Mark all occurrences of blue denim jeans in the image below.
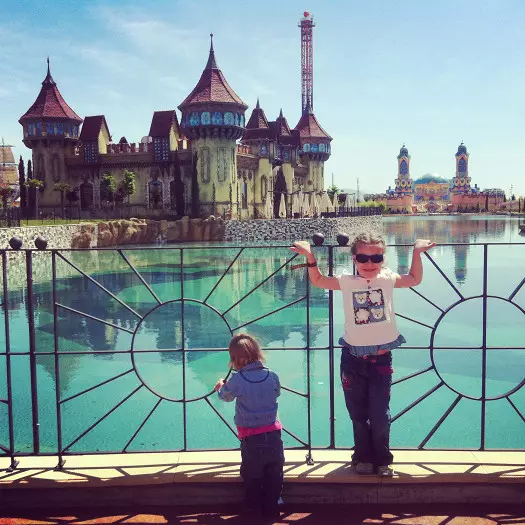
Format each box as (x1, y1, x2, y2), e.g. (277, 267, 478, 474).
(240, 430, 284, 518)
(340, 349, 394, 466)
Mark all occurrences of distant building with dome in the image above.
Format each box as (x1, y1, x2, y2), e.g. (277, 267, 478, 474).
(18, 12, 332, 220)
(368, 143, 505, 213)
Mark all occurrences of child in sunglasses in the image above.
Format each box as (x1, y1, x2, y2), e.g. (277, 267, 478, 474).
(291, 233, 435, 477)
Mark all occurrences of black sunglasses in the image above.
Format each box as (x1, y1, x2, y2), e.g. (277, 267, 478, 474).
(355, 253, 384, 264)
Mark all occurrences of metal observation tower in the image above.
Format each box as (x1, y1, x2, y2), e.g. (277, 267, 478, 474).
(299, 11, 315, 115)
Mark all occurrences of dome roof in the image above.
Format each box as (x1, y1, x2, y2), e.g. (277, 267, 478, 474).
(398, 145, 409, 158)
(414, 173, 450, 185)
(456, 141, 468, 155)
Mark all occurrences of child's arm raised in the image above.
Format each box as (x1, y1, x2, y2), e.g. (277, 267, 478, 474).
(290, 240, 341, 291)
(395, 239, 436, 288)
(215, 374, 239, 402)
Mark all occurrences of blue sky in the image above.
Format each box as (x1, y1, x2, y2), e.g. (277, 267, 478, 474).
(1, 0, 524, 196)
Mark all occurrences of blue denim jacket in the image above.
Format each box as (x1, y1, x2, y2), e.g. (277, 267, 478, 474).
(218, 361, 281, 428)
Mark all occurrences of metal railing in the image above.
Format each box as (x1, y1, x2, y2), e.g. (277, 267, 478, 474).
(0, 242, 523, 471)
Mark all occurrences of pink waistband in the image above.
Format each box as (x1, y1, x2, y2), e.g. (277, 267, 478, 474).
(237, 421, 282, 439)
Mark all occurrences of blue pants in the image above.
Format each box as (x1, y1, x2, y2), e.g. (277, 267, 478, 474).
(340, 349, 394, 466)
(240, 430, 284, 518)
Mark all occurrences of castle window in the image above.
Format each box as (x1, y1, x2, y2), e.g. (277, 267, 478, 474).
(224, 112, 234, 125)
(400, 159, 408, 175)
(235, 113, 240, 126)
(28, 123, 36, 136)
(153, 137, 169, 162)
(458, 158, 467, 173)
(261, 175, 268, 201)
(189, 112, 200, 126)
(242, 180, 248, 209)
(260, 142, 268, 155)
(319, 143, 326, 152)
(46, 122, 54, 135)
(217, 147, 228, 182)
(303, 143, 310, 153)
(83, 142, 98, 164)
(212, 112, 223, 125)
(311, 144, 319, 153)
(201, 112, 211, 125)
(200, 147, 211, 183)
(36, 122, 42, 136)
(240, 114, 245, 127)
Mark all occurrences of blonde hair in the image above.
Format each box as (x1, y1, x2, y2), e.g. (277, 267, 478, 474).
(229, 333, 265, 370)
(350, 232, 386, 254)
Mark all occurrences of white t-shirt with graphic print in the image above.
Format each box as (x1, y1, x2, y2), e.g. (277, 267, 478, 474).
(337, 267, 400, 347)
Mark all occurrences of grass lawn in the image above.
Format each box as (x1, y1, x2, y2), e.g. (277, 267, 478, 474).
(20, 219, 102, 227)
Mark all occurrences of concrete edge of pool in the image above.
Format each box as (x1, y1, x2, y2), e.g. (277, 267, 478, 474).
(0, 450, 523, 507)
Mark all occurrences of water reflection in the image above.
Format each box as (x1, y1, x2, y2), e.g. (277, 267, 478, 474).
(2, 216, 523, 452)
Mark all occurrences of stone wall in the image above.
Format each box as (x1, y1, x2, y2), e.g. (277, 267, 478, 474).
(224, 216, 383, 242)
(0, 224, 96, 250)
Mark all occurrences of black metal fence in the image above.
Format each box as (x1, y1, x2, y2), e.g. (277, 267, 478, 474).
(0, 208, 20, 227)
(0, 243, 523, 471)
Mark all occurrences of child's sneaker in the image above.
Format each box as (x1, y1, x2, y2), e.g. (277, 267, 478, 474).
(377, 465, 394, 477)
(355, 462, 374, 474)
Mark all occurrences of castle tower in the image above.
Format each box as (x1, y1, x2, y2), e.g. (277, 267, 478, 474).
(178, 35, 247, 218)
(394, 145, 413, 195)
(19, 59, 83, 206)
(267, 109, 298, 217)
(293, 107, 331, 192)
(452, 142, 471, 194)
(242, 99, 273, 215)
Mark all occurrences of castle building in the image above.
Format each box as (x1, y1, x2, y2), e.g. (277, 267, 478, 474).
(19, 13, 331, 219)
(373, 143, 504, 213)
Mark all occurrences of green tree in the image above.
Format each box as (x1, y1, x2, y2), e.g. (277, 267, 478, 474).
(18, 156, 27, 209)
(53, 181, 72, 218)
(0, 185, 15, 210)
(25, 178, 44, 218)
(119, 170, 136, 206)
(326, 184, 340, 204)
(100, 173, 117, 207)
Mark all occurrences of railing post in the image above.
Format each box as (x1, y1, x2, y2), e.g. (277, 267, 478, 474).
(328, 245, 336, 448)
(25, 250, 40, 454)
(305, 263, 313, 465)
(2, 251, 19, 470)
(481, 244, 488, 450)
(51, 250, 65, 469)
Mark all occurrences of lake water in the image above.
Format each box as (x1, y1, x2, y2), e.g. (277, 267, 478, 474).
(1, 215, 524, 455)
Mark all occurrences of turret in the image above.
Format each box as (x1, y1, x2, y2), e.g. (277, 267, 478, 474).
(293, 106, 332, 192)
(452, 141, 471, 194)
(178, 35, 247, 217)
(394, 144, 413, 195)
(19, 59, 83, 206)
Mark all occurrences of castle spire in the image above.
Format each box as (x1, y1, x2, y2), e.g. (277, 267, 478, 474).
(205, 33, 218, 69)
(43, 56, 55, 86)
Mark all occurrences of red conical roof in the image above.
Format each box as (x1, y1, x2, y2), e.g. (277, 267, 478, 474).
(294, 110, 332, 141)
(19, 59, 82, 123)
(178, 36, 246, 110)
(243, 99, 272, 140)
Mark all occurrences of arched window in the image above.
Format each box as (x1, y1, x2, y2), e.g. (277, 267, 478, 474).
(242, 180, 248, 209)
(458, 158, 467, 173)
(400, 159, 408, 175)
(261, 175, 268, 201)
(218, 147, 228, 182)
(200, 148, 210, 183)
(80, 182, 94, 210)
(149, 180, 163, 209)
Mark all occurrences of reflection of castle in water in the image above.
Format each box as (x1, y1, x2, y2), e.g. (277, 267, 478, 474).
(387, 218, 508, 285)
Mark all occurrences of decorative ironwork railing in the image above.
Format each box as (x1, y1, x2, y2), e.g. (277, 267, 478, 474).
(0, 242, 523, 471)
